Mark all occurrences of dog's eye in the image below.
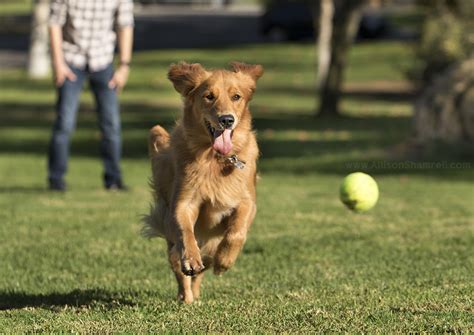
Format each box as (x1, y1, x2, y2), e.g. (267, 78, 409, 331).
(232, 94, 241, 101)
(205, 93, 215, 101)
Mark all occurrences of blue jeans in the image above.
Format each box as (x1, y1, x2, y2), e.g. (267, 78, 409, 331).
(48, 64, 122, 187)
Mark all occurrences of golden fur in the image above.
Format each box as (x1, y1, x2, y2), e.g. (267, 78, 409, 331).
(143, 62, 263, 303)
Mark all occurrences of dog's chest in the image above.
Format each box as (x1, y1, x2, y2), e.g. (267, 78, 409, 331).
(194, 180, 239, 235)
(187, 161, 245, 208)
(199, 202, 234, 228)
(199, 176, 241, 209)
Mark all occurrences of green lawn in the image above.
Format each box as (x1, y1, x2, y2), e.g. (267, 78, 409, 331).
(0, 42, 473, 333)
(0, 0, 32, 16)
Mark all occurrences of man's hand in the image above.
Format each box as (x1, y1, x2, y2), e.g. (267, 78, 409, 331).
(49, 25, 75, 87)
(108, 64, 130, 92)
(53, 61, 76, 87)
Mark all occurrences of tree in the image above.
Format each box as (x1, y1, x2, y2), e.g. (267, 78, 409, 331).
(414, 59, 474, 144)
(262, 0, 368, 117)
(413, 0, 474, 145)
(315, 0, 366, 117)
(28, 0, 50, 79)
(315, 0, 334, 90)
(414, 0, 473, 84)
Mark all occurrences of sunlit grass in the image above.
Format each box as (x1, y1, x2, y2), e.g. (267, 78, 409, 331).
(0, 0, 32, 16)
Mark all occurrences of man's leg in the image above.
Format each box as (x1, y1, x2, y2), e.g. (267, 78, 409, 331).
(89, 64, 124, 189)
(48, 66, 85, 190)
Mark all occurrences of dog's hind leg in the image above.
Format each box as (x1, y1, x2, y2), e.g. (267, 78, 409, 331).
(191, 273, 204, 300)
(167, 241, 193, 304)
(191, 255, 213, 299)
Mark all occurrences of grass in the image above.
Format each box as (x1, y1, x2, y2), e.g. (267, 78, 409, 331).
(0, 0, 32, 16)
(0, 41, 473, 332)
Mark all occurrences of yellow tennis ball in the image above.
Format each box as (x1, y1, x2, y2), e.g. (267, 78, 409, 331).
(340, 172, 379, 212)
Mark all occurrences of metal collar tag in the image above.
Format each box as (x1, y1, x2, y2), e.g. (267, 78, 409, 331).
(227, 155, 246, 169)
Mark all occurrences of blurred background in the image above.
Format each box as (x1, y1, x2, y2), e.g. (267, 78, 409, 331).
(0, 0, 473, 331)
(1, 0, 473, 163)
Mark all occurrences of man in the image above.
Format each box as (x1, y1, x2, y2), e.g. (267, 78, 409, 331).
(48, 0, 134, 191)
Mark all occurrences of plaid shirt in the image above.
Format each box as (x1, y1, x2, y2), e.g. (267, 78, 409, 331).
(49, 0, 134, 72)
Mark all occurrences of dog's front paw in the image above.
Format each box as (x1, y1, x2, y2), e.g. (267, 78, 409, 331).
(181, 248, 204, 276)
(213, 254, 234, 275)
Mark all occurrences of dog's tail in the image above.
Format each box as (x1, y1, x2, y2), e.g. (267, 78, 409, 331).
(144, 125, 171, 239)
(141, 202, 168, 239)
(148, 125, 170, 157)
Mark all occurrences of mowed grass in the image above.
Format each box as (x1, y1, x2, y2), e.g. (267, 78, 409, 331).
(0, 0, 32, 16)
(0, 42, 473, 332)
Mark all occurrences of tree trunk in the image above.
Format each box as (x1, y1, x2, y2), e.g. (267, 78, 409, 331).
(317, 0, 364, 117)
(28, 0, 50, 79)
(315, 0, 334, 89)
(414, 59, 474, 143)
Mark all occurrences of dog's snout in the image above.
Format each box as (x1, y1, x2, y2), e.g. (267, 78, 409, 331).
(218, 114, 235, 129)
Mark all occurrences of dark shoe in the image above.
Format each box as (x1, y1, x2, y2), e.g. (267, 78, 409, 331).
(105, 181, 129, 191)
(49, 179, 66, 192)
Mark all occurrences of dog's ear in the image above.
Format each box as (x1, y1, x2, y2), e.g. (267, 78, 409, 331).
(168, 62, 208, 96)
(230, 62, 264, 82)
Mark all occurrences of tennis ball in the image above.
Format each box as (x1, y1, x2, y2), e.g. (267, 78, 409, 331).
(340, 172, 379, 212)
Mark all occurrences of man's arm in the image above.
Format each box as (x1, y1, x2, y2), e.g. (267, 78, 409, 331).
(108, 26, 133, 91)
(49, 0, 76, 86)
(118, 26, 133, 66)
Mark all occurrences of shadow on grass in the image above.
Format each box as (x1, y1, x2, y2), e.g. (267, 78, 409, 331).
(0, 101, 406, 157)
(0, 100, 472, 180)
(0, 288, 136, 310)
(253, 113, 410, 132)
(259, 86, 417, 103)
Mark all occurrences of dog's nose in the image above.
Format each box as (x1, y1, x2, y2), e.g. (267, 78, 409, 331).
(218, 114, 235, 129)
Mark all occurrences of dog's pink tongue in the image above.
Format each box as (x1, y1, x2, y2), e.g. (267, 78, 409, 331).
(213, 129, 233, 155)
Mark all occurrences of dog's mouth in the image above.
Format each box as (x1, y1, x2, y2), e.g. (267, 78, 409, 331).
(205, 120, 233, 156)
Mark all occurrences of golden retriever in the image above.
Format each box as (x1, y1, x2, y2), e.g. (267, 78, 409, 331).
(143, 62, 263, 303)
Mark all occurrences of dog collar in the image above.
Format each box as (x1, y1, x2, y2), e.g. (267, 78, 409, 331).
(217, 153, 246, 170)
(227, 155, 246, 169)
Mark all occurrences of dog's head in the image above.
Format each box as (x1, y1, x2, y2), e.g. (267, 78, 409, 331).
(168, 62, 263, 156)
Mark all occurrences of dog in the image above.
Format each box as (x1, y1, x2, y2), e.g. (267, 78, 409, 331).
(143, 62, 263, 303)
